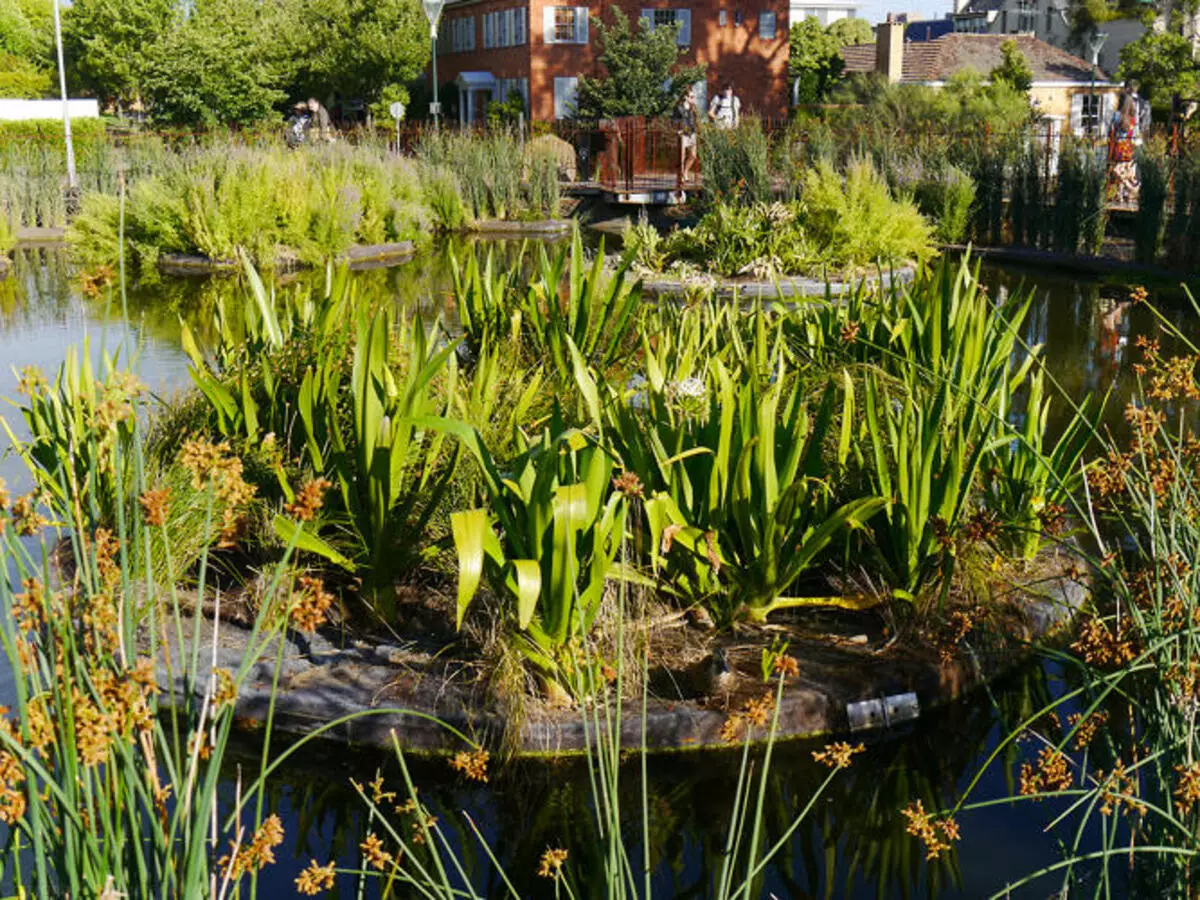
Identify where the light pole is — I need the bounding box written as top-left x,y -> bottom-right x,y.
422,0 -> 447,128
51,0 -> 77,191
1087,31 -> 1109,138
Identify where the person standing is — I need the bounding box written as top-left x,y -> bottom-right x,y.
307,97 -> 335,142
1107,82 -> 1140,206
675,85 -> 699,185
708,84 -> 741,129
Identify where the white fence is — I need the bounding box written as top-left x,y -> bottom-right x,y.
0,99 -> 100,122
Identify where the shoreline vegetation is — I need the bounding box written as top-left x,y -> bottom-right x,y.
5,235 -> 1200,895
4,109 -> 1200,893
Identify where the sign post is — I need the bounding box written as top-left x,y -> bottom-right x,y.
389,101 -> 406,152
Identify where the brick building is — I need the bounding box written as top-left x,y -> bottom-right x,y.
433,0 -> 791,124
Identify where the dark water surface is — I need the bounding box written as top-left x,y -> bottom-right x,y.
0,244 -> 1196,897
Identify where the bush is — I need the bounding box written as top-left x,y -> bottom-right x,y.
423,165 -> 468,231
913,164 -> 976,245
801,159 -> 934,270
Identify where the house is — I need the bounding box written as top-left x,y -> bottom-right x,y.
433,0 -> 791,124
788,0 -> 858,28
948,0 -> 1147,76
840,24 -> 1121,135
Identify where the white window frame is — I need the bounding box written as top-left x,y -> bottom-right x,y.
758,10 -> 776,39
544,6 -> 588,44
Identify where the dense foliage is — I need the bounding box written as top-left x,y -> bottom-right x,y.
573,7 -> 705,120
789,16 -> 846,103
58,0 -> 430,124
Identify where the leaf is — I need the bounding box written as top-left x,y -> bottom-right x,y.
450,509 -> 495,629
272,515 -> 355,572
511,559 -> 543,631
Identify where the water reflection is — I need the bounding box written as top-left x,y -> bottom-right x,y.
228,663 -> 1086,899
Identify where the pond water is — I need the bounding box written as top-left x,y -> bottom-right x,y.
0,243 -> 1195,897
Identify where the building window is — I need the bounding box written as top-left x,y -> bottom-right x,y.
1045,5 -> 1054,32
554,76 -> 579,119
448,16 -> 476,53
544,6 -> 588,44
758,10 -> 776,38
1017,0 -> 1035,31
719,7 -> 727,25
734,9 -> 743,25
483,9 -> 527,48
642,8 -> 692,46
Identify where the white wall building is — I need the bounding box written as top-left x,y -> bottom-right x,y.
789,0 -> 859,27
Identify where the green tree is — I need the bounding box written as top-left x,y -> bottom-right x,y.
63,0 -> 174,110
991,38 -> 1033,93
789,16 -> 845,103
826,17 -> 873,47
1117,30 -> 1200,104
281,0 -> 428,109
0,0 -> 51,97
143,0 -> 289,126
573,7 -> 705,119
0,0 -> 50,61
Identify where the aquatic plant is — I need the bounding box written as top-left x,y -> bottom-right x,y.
442,414 -> 628,678
450,231 -> 641,382
1135,145 -> 1169,265
2,342 -> 145,529
856,261 -> 1035,600
697,117 -> 773,207
603,358 -> 884,624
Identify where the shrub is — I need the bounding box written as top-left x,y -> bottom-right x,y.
801,159 -> 934,270
424,164 -> 468,231
914,164 -> 976,245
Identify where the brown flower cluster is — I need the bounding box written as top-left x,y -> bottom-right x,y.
840,320 -> 861,345
812,741 -> 865,770
720,692 -> 776,742
611,470 -> 644,499
537,848 -> 569,878
359,832 -> 395,871
773,653 -> 800,678
1066,710 -> 1109,750
1019,746 -> 1074,796
290,575 -> 334,633
901,800 -> 961,860
213,668 -> 237,710
10,492 -> 47,537
1071,617 -> 1137,669
962,509 -> 1001,544
139,488 -> 171,527
1097,760 -> 1144,817
1175,762 -> 1200,817
0,749 -> 26,825
1131,335 -> 1200,402
178,438 -> 257,548
295,859 -> 337,895
219,814 -> 285,879
285,478 -> 331,522
449,747 -> 490,783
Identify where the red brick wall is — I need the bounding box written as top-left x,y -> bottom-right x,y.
436,0 -> 789,122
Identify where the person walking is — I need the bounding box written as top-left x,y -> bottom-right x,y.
708,84 -> 741,129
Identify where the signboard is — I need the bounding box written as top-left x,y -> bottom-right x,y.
389,101 -> 406,121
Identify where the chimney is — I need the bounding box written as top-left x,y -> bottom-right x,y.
875,16 -> 905,84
